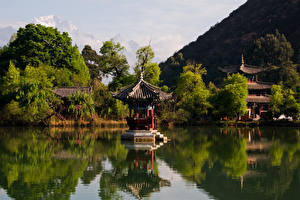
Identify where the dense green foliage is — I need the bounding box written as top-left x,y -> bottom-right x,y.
68,91 -> 95,119
175,64 -> 211,122
81,45 -> 102,80
0,24 -> 92,124
1,63 -> 60,124
160,66 -> 248,124
99,40 -> 135,91
210,73 -> 248,119
270,85 -> 300,120
249,30 -> 294,67
0,24 -> 90,86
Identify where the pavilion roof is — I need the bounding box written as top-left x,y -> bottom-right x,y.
246,95 -> 270,103
113,78 -> 172,102
52,87 -> 91,98
247,81 -> 273,90
240,64 -> 266,74
219,64 -> 266,75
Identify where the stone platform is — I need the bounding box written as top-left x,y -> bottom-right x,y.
121,140 -> 166,151
121,130 -> 168,143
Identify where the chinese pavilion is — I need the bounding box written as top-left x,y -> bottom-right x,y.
113,74 -> 172,141
219,56 -> 274,119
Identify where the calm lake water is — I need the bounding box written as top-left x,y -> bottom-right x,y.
0,126 -> 300,200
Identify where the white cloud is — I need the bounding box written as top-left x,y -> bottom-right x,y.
33,15 -> 101,50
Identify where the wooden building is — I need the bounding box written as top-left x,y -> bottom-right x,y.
52,87 -> 92,119
219,56 -> 274,120
113,74 -> 172,141
52,87 -> 91,98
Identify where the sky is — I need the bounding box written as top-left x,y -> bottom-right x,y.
0,0 -> 247,64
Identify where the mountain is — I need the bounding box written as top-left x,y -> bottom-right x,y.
0,26 -> 15,46
159,0 -> 300,87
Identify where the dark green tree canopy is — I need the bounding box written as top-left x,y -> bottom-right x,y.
82,45 -> 102,80
1,24 -> 74,70
100,40 -> 130,78
0,23 -> 90,86
99,40 -> 134,91
248,30 -> 294,67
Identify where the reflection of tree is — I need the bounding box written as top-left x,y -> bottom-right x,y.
158,128 -> 248,184
0,128 -> 91,200
159,127 -> 300,200
210,135 -> 248,178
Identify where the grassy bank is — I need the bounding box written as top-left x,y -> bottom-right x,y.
47,116 -> 128,128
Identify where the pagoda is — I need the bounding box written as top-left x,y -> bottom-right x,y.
113,74 -> 172,141
219,56 -> 274,120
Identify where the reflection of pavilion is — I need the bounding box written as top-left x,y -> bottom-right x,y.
122,141 -> 166,151
220,128 -> 271,189
117,143 -> 171,199
238,129 -> 271,189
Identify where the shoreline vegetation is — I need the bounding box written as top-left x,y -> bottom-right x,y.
48,117 -> 127,128
2,117 -> 298,128
1,24 -> 300,128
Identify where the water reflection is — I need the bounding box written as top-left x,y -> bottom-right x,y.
159,127 -> 300,200
0,127 -> 300,199
100,141 -> 170,199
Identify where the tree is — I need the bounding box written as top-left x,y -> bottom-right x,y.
100,40 -> 129,78
278,61 -> 300,91
270,85 -> 284,118
91,79 -> 114,118
99,40 -> 133,91
0,24 -> 90,86
211,73 -> 248,119
134,45 -> 161,86
1,64 -> 60,124
175,64 -> 211,122
249,30 -> 294,67
81,45 -> 102,80
282,89 -> 300,120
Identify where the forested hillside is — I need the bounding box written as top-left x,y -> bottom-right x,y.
160,0 -> 300,87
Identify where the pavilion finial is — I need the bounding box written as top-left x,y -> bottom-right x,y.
140,71 -> 144,80
140,66 -> 145,80
241,54 -> 245,65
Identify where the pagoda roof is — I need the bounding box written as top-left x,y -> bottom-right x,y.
219,56 -> 268,75
240,64 -> 266,74
247,95 -> 270,103
219,64 -> 266,75
247,81 -> 273,90
113,78 -> 172,102
53,87 -> 91,97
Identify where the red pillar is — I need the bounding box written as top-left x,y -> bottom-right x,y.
152,109 -> 155,129
135,111 -> 139,118
151,150 -> 154,170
